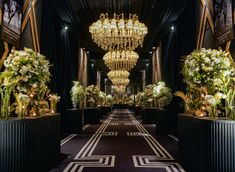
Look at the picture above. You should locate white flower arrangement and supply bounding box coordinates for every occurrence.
[4,48,50,93]
[85,85,100,107]
[0,48,55,118]
[178,48,235,118]
[153,81,172,109]
[70,81,84,108]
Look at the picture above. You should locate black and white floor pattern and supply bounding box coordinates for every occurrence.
[52,109,185,172]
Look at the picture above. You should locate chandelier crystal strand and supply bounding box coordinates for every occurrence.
[89,13,148,51]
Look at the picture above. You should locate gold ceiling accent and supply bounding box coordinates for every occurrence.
[103,50,139,71]
[89,13,148,51]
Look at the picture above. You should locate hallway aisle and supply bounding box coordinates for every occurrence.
[50,110,185,172]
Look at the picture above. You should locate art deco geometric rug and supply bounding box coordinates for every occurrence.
[50,109,185,172]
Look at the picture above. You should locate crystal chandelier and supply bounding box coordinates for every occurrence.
[89,13,148,51]
[103,50,139,71]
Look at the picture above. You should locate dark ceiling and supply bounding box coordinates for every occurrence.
[50,0,188,54]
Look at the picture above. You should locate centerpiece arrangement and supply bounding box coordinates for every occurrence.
[85,85,100,107]
[70,81,84,109]
[176,48,235,172]
[176,48,235,118]
[0,48,60,118]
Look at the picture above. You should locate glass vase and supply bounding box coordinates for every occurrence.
[72,102,77,109]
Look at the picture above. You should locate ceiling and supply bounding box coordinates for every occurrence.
[50,0,188,54]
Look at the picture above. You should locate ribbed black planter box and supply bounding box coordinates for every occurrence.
[143,108,170,135]
[66,109,83,134]
[134,106,142,116]
[84,107,100,124]
[99,106,111,118]
[178,114,235,172]
[0,114,60,172]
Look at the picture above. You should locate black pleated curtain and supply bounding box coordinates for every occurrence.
[40,0,79,134]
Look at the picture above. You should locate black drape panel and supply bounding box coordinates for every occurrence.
[40,0,79,134]
[162,0,196,92]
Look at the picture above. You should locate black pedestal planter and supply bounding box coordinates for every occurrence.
[134,106,142,116]
[0,114,60,172]
[66,109,83,134]
[143,108,170,135]
[84,107,100,124]
[99,106,111,118]
[178,114,235,172]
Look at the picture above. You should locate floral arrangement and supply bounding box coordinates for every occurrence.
[98,91,106,106]
[177,48,235,118]
[153,81,172,109]
[0,48,59,118]
[105,94,113,106]
[135,92,146,107]
[85,85,100,107]
[70,81,84,109]
[144,84,156,106]
[49,94,61,113]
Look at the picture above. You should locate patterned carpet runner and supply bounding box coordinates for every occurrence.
[50,109,185,172]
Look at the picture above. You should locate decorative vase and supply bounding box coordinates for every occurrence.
[72,102,77,109]
[0,87,12,118]
[50,100,57,113]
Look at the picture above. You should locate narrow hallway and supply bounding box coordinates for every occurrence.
[50,110,185,172]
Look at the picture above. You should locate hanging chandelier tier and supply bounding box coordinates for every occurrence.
[107,70,130,80]
[103,50,139,71]
[114,85,126,94]
[89,13,148,51]
[112,77,130,86]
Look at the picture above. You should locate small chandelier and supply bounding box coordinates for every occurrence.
[107,70,130,80]
[103,50,139,71]
[89,13,148,51]
[112,77,130,86]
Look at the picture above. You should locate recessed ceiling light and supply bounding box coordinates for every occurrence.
[149,51,152,54]
[152,47,156,49]
[171,26,175,31]
[87,51,90,54]
[64,26,68,30]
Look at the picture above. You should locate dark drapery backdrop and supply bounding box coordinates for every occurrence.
[162,0,196,92]
[40,0,79,134]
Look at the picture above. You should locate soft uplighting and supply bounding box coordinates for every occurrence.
[103,50,139,71]
[89,13,148,51]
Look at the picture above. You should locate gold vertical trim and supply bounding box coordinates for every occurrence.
[29,12,37,52]
[23,0,30,13]
[197,6,206,49]
[0,8,2,24]
[199,15,207,49]
[206,9,214,33]
[226,41,231,52]
[21,8,31,32]
[0,42,9,69]
[32,0,40,52]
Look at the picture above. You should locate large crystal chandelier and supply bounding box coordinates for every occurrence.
[103,50,139,71]
[89,13,148,51]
